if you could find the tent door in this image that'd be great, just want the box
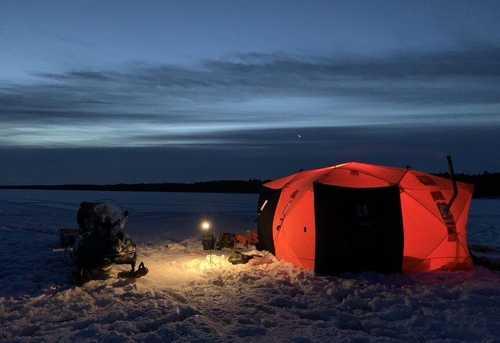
[314,184,403,273]
[256,187,281,254]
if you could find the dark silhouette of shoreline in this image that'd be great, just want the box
[0,180,263,194]
[1,173,499,198]
[435,172,500,198]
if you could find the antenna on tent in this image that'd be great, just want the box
[446,155,458,209]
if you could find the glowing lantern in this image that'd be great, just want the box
[200,219,215,253]
[200,220,211,232]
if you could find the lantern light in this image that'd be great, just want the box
[200,220,211,232]
[200,219,215,263]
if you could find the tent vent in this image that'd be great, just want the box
[431,191,445,201]
[417,175,437,185]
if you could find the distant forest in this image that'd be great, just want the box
[434,172,500,198]
[1,172,499,198]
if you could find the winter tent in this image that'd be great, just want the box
[257,162,474,273]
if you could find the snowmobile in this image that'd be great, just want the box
[72,202,148,285]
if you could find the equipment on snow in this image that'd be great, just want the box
[216,232,235,250]
[59,228,79,248]
[117,262,149,279]
[234,230,258,248]
[72,202,147,285]
[228,251,254,265]
[202,231,215,250]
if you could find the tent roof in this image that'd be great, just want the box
[264,162,473,192]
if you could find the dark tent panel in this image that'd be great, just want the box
[314,184,403,273]
[256,187,281,254]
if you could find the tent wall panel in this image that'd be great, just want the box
[400,192,449,272]
[276,188,316,270]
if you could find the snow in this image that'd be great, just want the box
[1,191,500,342]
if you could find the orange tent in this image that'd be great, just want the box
[257,162,474,273]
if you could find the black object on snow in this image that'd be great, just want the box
[470,245,500,271]
[118,262,149,279]
[202,232,215,250]
[228,251,253,265]
[72,202,145,285]
[216,232,235,250]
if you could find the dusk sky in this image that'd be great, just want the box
[1,0,500,184]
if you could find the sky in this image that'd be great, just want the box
[1,0,500,184]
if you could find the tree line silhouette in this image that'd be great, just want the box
[0,173,499,198]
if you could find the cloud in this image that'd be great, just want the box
[1,47,500,147]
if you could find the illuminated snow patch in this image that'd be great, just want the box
[184,254,233,272]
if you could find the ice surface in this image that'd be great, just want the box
[468,198,500,248]
[1,190,500,342]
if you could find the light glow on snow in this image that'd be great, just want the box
[184,254,232,272]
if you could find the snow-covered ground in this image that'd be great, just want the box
[1,190,500,342]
